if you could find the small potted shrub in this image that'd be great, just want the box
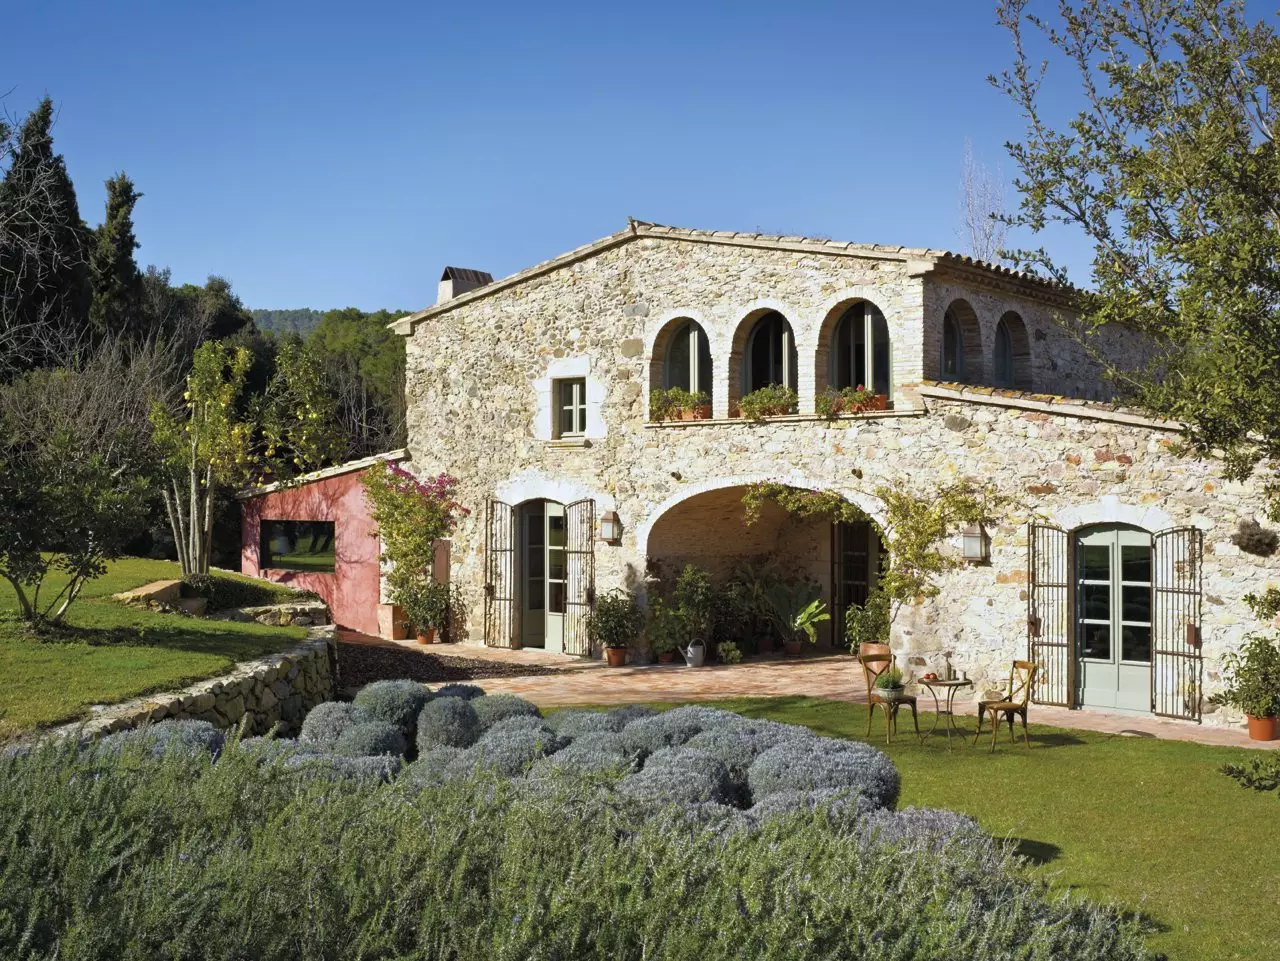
[766,580,830,655]
[588,588,645,667]
[647,596,681,663]
[816,384,887,418]
[650,387,711,422]
[874,665,905,698]
[673,564,715,667]
[737,384,798,421]
[401,579,449,644]
[844,588,891,657]
[1211,631,1280,740]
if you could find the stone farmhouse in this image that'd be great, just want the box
[259,219,1280,728]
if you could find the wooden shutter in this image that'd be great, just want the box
[1151,526,1204,721]
[484,500,516,647]
[564,499,596,657]
[1028,522,1072,706]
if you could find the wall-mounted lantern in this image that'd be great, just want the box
[962,524,990,564]
[599,510,623,545]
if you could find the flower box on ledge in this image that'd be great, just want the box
[816,387,888,418]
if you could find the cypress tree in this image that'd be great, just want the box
[89,173,145,340]
[0,98,92,359]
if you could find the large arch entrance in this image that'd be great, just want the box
[644,483,886,654]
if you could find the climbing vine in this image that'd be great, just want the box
[741,482,870,527]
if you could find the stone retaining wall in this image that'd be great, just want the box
[55,627,338,740]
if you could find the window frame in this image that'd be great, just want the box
[941,308,965,382]
[744,312,797,394]
[830,301,892,397]
[993,318,1015,388]
[663,321,712,396]
[553,377,588,438]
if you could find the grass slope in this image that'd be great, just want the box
[649,696,1275,961]
[0,559,304,740]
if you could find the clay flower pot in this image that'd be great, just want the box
[784,638,803,656]
[1246,714,1279,741]
[416,628,438,645]
[680,404,712,421]
[606,647,628,667]
[658,651,675,663]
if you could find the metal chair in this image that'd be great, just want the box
[973,660,1038,752]
[858,652,918,744]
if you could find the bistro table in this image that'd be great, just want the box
[918,678,974,750]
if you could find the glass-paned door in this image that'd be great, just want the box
[518,500,567,653]
[1075,525,1153,712]
[832,521,883,642]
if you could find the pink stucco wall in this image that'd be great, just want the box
[241,469,381,636]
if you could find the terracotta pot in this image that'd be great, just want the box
[857,394,888,412]
[658,651,675,663]
[728,403,742,419]
[784,639,803,656]
[606,647,627,667]
[679,404,712,421]
[416,628,438,645]
[1246,714,1279,741]
[757,636,773,654]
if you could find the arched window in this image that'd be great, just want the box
[663,321,712,396]
[744,311,797,394]
[831,302,891,396]
[993,311,1031,390]
[941,308,965,381]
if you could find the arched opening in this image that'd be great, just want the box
[650,318,712,397]
[818,300,892,400]
[739,310,798,400]
[939,299,983,383]
[1073,523,1152,713]
[993,311,1032,390]
[644,483,887,655]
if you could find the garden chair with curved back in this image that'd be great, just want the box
[858,652,918,745]
[973,660,1038,753]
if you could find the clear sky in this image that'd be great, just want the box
[7,0,1092,311]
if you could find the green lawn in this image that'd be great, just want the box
[581,696,1278,961]
[0,558,305,740]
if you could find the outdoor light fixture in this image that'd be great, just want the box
[962,524,990,564]
[599,510,623,545]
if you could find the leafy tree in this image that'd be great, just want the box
[151,340,341,577]
[994,0,1280,516]
[89,173,145,341]
[0,97,92,368]
[307,307,407,457]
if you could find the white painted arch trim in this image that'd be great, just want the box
[494,470,616,512]
[1047,495,1197,533]
[635,473,887,557]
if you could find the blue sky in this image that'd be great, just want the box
[9,1,1090,311]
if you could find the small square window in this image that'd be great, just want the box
[554,377,587,438]
[260,520,336,573]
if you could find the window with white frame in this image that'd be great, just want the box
[553,377,587,438]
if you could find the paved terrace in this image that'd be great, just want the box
[340,634,1277,751]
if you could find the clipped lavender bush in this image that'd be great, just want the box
[471,693,541,731]
[352,680,431,734]
[686,721,810,784]
[545,708,618,739]
[530,732,633,777]
[400,747,462,790]
[434,683,485,701]
[299,702,372,748]
[96,719,225,760]
[445,726,563,780]
[618,747,733,806]
[416,696,481,752]
[334,720,409,758]
[748,738,900,810]
[618,705,741,756]
[606,704,657,728]
[482,714,556,741]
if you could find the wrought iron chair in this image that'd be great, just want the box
[858,652,918,744]
[973,660,1038,752]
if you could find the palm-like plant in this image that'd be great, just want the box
[765,581,830,647]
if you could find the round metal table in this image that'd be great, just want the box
[919,678,974,749]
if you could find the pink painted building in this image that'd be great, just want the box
[239,451,408,637]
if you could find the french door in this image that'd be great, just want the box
[1075,525,1153,712]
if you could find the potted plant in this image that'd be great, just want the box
[874,665,905,698]
[673,564,715,667]
[736,384,799,421]
[731,558,783,652]
[844,587,891,657]
[647,596,681,663]
[765,580,830,655]
[650,387,711,422]
[587,588,645,667]
[400,579,449,644]
[816,384,888,418]
[1211,631,1280,740]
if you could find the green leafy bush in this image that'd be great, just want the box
[1221,752,1280,793]
[0,739,1154,961]
[202,570,311,611]
[736,384,798,420]
[649,387,711,422]
[1210,631,1280,718]
[717,640,743,664]
[586,588,645,650]
[815,385,879,418]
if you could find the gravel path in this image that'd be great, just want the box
[337,642,565,691]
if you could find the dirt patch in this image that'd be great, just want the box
[336,642,565,691]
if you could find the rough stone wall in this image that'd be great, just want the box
[403,235,1276,728]
[51,629,338,740]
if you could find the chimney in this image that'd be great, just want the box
[437,266,494,304]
